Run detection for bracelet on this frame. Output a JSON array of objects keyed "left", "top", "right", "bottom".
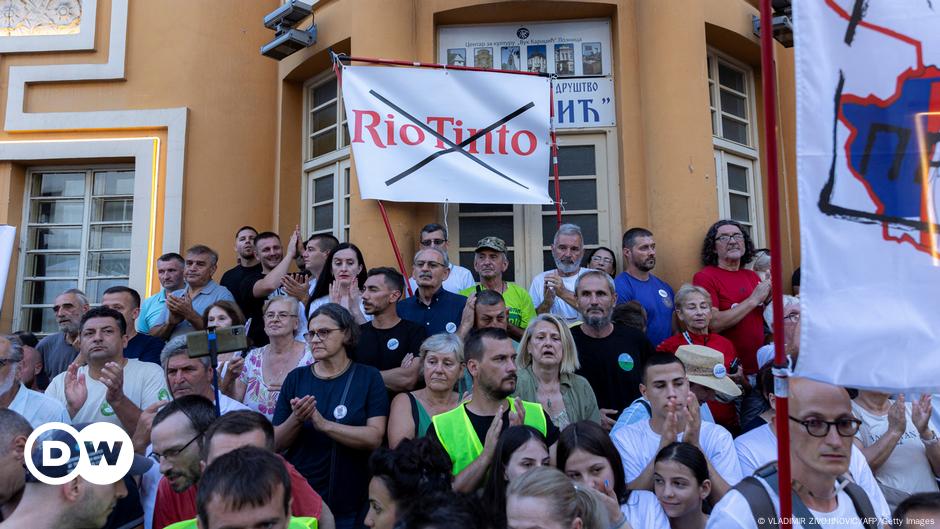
[{"left": 611, "top": 513, "right": 628, "bottom": 529}]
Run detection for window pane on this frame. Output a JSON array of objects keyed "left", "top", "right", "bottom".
[
  {"left": 20, "top": 307, "right": 58, "bottom": 334},
  {"left": 711, "top": 110, "right": 717, "bottom": 135},
  {"left": 23, "top": 279, "right": 77, "bottom": 304},
  {"left": 25, "top": 253, "right": 80, "bottom": 277},
  {"left": 727, "top": 164, "right": 749, "bottom": 192},
  {"left": 30, "top": 227, "right": 82, "bottom": 250},
  {"left": 555, "top": 145, "right": 596, "bottom": 176},
  {"left": 720, "top": 90, "right": 747, "bottom": 119},
  {"left": 33, "top": 172, "right": 84, "bottom": 197},
  {"left": 541, "top": 214, "right": 598, "bottom": 247},
  {"left": 312, "top": 103, "right": 337, "bottom": 132},
  {"left": 459, "top": 216, "right": 514, "bottom": 247},
  {"left": 544, "top": 179, "right": 597, "bottom": 211},
  {"left": 93, "top": 171, "right": 134, "bottom": 196},
  {"left": 460, "top": 203, "right": 513, "bottom": 213},
  {"left": 313, "top": 79, "right": 337, "bottom": 107},
  {"left": 730, "top": 193, "right": 751, "bottom": 222},
  {"left": 94, "top": 198, "right": 133, "bottom": 222},
  {"left": 311, "top": 129, "right": 337, "bottom": 159},
  {"left": 30, "top": 200, "right": 83, "bottom": 224},
  {"left": 87, "top": 252, "right": 130, "bottom": 276},
  {"left": 721, "top": 117, "right": 749, "bottom": 145},
  {"left": 85, "top": 278, "right": 127, "bottom": 301},
  {"left": 314, "top": 175, "right": 334, "bottom": 203},
  {"left": 460, "top": 250, "right": 515, "bottom": 283},
  {"left": 90, "top": 225, "right": 132, "bottom": 249},
  {"left": 718, "top": 62, "right": 745, "bottom": 92},
  {"left": 314, "top": 204, "right": 333, "bottom": 231}
]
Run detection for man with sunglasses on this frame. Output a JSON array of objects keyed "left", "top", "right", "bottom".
[
  {"left": 407, "top": 223, "right": 475, "bottom": 294},
  {"left": 150, "top": 395, "right": 219, "bottom": 529},
  {"left": 709, "top": 377, "right": 885, "bottom": 528}
]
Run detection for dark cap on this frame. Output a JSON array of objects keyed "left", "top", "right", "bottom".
[
  {"left": 26, "top": 423, "right": 152, "bottom": 482},
  {"left": 474, "top": 236, "right": 507, "bottom": 254}
]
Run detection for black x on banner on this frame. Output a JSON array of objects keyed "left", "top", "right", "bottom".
[{"left": 368, "top": 89, "right": 535, "bottom": 189}]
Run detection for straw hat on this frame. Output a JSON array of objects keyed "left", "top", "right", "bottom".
[{"left": 675, "top": 344, "right": 742, "bottom": 398}]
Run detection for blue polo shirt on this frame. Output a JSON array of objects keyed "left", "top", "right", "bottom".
[
  {"left": 137, "top": 289, "right": 167, "bottom": 334},
  {"left": 614, "top": 272, "right": 675, "bottom": 347},
  {"left": 396, "top": 288, "right": 467, "bottom": 336},
  {"left": 160, "top": 280, "right": 235, "bottom": 338}
]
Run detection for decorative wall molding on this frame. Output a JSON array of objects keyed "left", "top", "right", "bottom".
[{"left": 0, "top": 0, "right": 96, "bottom": 52}]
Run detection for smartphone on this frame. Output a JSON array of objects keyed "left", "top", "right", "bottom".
[
  {"left": 729, "top": 358, "right": 741, "bottom": 372},
  {"left": 187, "top": 325, "right": 248, "bottom": 358}
]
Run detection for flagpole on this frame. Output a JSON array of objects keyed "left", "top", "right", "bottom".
[
  {"left": 759, "top": 0, "right": 792, "bottom": 526},
  {"left": 549, "top": 77, "right": 563, "bottom": 228}
]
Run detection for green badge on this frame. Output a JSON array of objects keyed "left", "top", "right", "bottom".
[
  {"left": 99, "top": 401, "right": 115, "bottom": 416},
  {"left": 158, "top": 388, "right": 170, "bottom": 401},
  {"left": 618, "top": 353, "right": 635, "bottom": 372}
]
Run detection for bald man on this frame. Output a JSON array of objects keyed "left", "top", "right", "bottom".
[{"left": 708, "top": 377, "right": 883, "bottom": 529}]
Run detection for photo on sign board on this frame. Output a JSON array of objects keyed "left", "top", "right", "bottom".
[
  {"left": 582, "top": 42, "right": 602, "bottom": 75},
  {"left": 447, "top": 48, "right": 466, "bottom": 66},
  {"left": 554, "top": 43, "right": 575, "bottom": 76},
  {"left": 526, "top": 45, "right": 547, "bottom": 73},
  {"left": 474, "top": 47, "right": 493, "bottom": 69},
  {"left": 501, "top": 46, "right": 521, "bottom": 71}
]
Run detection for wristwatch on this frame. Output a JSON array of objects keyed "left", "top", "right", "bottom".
[{"left": 922, "top": 430, "right": 939, "bottom": 446}]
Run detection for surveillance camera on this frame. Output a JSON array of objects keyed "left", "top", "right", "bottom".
[
  {"left": 264, "top": 0, "right": 315, "bottom": 31},
  {"left": 261, "top": 26, "right": 317, "bottom": 60}
]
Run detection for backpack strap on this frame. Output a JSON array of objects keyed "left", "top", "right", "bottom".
[
  {"left": 733, "top": 476, "right": 778, "bottom": 529},
  {"left": 839, "top": 479, "right": 879, "bottom": 529}
]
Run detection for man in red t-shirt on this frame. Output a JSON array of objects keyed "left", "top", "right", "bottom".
[
  {"left": 692, "top": 220, "right": 771, "bottom": 427},
  {"left": 152, "top": 410, "right": 332, "bottom": 529}
]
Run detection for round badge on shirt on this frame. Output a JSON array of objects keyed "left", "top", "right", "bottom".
[
  {"left": 445, "top": 322, "right": 457, "bottom": 334},
  {"left": 659, "top": 289, "right": 674, "bottom": 308},
  {"left": 334, "top": 405, "right": 348, "bottom": 420},
  {"left": 618, "top": 353, "right": 635, "bottom": 372},
  {"left": 387, "top": 338, "right": 400, "bottom": 350}
]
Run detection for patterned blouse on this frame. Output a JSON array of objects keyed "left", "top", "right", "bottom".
[{"left": 238, "top": 345, "right": 313, "bottom": 419}]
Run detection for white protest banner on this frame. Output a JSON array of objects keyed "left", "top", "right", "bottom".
[
  {"left": 794, "top": 0, "right": 940, "bottom": 392},
  {"left": 0, "top": 225, "right": 14, "bottom": 312},
  {"left": 341, "top": 65, "right": 552, "bottom": 204}
]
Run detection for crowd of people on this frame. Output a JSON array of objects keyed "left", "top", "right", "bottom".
[{"left": 1, "top": 219, "right": 938, "bottom": 529}]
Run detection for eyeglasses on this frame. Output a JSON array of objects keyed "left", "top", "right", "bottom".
[
  {"left": 715, "top": 233, "right": 745, "bottom": 243},
  {"left": 415, "top": 260, "right": 445, "bottom": 269},
  {"left": 420, "top": 238, "right": 446, "bottom": 246},
  {"left": 590, "top": 255, "right": 614, "bottom": 264},
  {"left": 788, "top": 415, "right": 861, "bottom": 437},
  {"left": 264, "top": 311, "right": 297, "bottom": 321},
  {"left": 305, "top": 328, "right": 341, "bottom": 341},
  {"left": 148, "top": 432, "right": 202, "bottom": 462},
  {"left": 784, "top": 312, "right": 801, "bottom": 323}
]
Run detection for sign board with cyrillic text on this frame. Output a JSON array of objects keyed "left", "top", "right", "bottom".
[
  {"left": 340, "top": 65, "right": 552, "bottom": 205},
  {"left": 437, "top": 19, "right": 616, "bottom": 129}
]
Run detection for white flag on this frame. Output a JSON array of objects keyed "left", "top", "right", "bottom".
[
  {"left": 0, "top": 225, "right": 15, "bottom": 312},
  {"left": 794, "top": 0, "right": 940, "bottom": 392},
  {"left": 341, "top": 65, "right": 552, "bottom": 204}
]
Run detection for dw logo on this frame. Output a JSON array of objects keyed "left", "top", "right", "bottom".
[{"left": 24, "top": 422, "right": 135, "bottom": 485}]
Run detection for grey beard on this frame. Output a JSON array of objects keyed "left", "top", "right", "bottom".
[
  {"left": 554, "top": 259, "right": 579, "bottom": 275},
  {"left": 584, "top": 313, "right": 612, "bottom": 329},
  {"left": 58, "top": 320, "right": 79, "bottom": 336},
  {"left": 0, "top": 366, "right": 16, "bottom": 396}
]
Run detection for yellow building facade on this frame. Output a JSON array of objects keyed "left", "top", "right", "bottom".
[{"left": 0, "top": 0, "right": 800, "bottom": 334}]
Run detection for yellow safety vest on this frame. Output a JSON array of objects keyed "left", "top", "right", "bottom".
[
  {"left": 163, "top": 516, "right": 317, "bottom": 529},
  {"left": 432, "top": 398, "right": 547, "bottom": 476}
]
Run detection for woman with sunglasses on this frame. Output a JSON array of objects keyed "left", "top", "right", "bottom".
[{"left": 274, "top": 303, "right": 389, "bottom": 529}]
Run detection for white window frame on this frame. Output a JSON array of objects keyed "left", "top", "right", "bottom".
[
  {"left": 13, "top": 164, "right": 135, "bottom": 333},
  {"left": 301, "top": 70, "right": 350, "bottom": 241},
  {"left": 708, "top": 48, "right": 765, "bottom": 245},
  {"left": 447, "top": 131, "right": 621, "bottom": 286}
]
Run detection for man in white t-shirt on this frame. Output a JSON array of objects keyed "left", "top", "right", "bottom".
[
  {"left": 611, "top": 353, "right": 742, "bottom": 505},
  {"left": 46, "top": 306, "right": 169, "bottom": 433},
  {"left": 407, "top": 223, "right": 475, "bottom": 294},
  {"left": 708, "top": 378, "right": 883, "bottom": 529},
  {"left": 734, "top": 382, "right": 890, "bottom": 522},
  {"left": 529, "top": 223, "right": 591, "bottom": 323}
]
